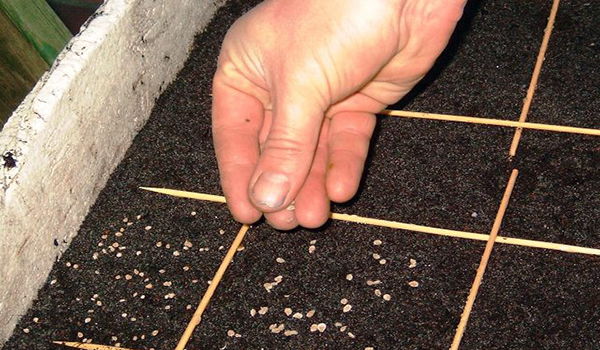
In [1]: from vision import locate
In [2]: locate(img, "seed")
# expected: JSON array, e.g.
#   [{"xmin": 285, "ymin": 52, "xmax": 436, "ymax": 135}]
[
  {"xmin": 84, "ymin": 317, "xmax": 91, "ymax": 323},
  {"xmin": 276, "ymin": 257, "xmax": 286, "ymax": 263},
  {"xmin": 227, "ymin": 330, "xmax": 235, "ymax": 337},
  {"xmin": 284, "ymin": 308, "xmax": 292, "ymax": 316},
  {"xmin": 408, "ymin": 281, "xmax": 419, "ymax": 288},
  {"xmin": 383, "ymin": 294, "xmax": 391, "ymax": 301},
  {"xmin": 163, "ymin": 281, "xmax": 172, "ymax": 287},
  {"xmin": 23, "ymin": 328, "xmax": 30, "ymax": 333},
  {"xmin": 348, "ymin": 332, "xmax": 356, "ymax": 338},
  {"xmin": 367, "ymin": 280, "xmax": 381, "ymax": 286},
  {"xmin": 340, "ymin": 298, "xmax": 348, "ymax": 305},
  {"xmin": 375, "ymin": 289, "xmax": 382, "ymax": 297},
  {"xmin": 156, "ymin": 242, "xmax": 162, "ymax": 247},
  {"xmin": 33, "ymin": 317, "xmax": 39, "ymax": 323},
  {"xmin": 310, "ymin": 240, "xmax": 317, "ymax": 245},
  {"xmin": 310, "ymin": 324, "xmax": 318, "ymax": 332},
  {"xmin": 373, "ymin": 240, "xmax": 382, "ymax": 246},
  {"xmin": 77, "ymin": 332, "xmax": 84, "ymax": 338},
  {"xmin": 366, "ymin": 347, "xmax": 374, "ymax": 350},
  {"xmin": 409, "ymin": 259, "xmax": 417, "ymax": 268},
  {"xmin": 309, "ymin": 245, "xmax": 316, "ymax": 254},
  {"xmin": 343, "ymin": 304, "xmax": 352, "ymax": 313},
  {"xmin": 334, "ymin": 322, "xmax": 342, "ymax": 327},
  {"xmin": 346, "ymin": 274, "xmax": 353, "ymax": 281},
  {"xmin": 274, "ymin": 275, "xmax": 283, "ymax": 283},
  {"xmin": 372, "ymin": 253, "xmax": 381, "ymax": 260},
  {"xmin": 184, "ymin": 240, "xmax": 193, "ymax": 248},
  {"xmin": 145, "ymin": 226, "xmax": 152, "ymax": 230},
  {"xmin": 317, "ymin": 323, "xmax": 327, "ymax": 332},
  {"xmin": 191, "ymin": 211, "xmax": 196, "ymax": 216},
  {"xmin": 379, "ymin": 259, "xmax": 387, "ymax": 265},
  {"xmin": 172, "ymin": 251, "xmax": 180, "ymax": 256},
  {"xmin": 284, "ymin": 330, "xmax": 298, "ymax": 336},
  {"xmin": 258, "ymin": 307, "xmax": 268, "ymax": 315},
  {"xmin": 306, "ymin": 310, "xmax": 315, "ymax": 318},
  {"xmin": 292, "ymin": 312, "xmax": 303, "ymax": 319},
  {"xmin": 151, "ymin": 330, "xmax": 159, "ymax": 336},
  {"xmin": 145, "ymin": 284, "xmax": 153, "ymax": 289},
  {"xmin": 340, "ymin": 325, "xmax": 347, "ymax": 332},
  {"xmin": 250, "ymin": 309, "xmax": 256, "ymax": 317}
]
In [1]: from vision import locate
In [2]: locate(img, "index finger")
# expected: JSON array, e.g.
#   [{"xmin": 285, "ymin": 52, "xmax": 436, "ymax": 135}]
[{"xmin": 212, "ymin": 75, "xmax": 264, "ymax": 223}]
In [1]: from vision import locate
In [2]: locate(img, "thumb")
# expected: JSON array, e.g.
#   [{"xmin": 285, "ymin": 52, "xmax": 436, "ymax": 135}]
[{"xmin": 249, "ymin": 92, "xmax": 325, "ymax": 212}]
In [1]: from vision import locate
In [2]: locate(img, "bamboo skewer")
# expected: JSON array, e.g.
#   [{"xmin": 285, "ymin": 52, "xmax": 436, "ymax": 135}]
[
  {"xmin": 379, "ymin": 109, "xmax": 600, "ymax": 137},
  {"xmin": 139, "ymin": 187, "xmax": 600, "ymax": 256},
  {"xmin": 174, "ymin": 224, "xmax": 250, "ymax": 350},
  {"xmin": 53, "ymin": 341, "xmax": 138, "ymax": 350},
  {"xmin": 509, "ymin": 0, "xmax": 561, "ymax": 156},
  {"xmin": 450, "ymin": 169, "xmax": 519, "ymax": 350}
]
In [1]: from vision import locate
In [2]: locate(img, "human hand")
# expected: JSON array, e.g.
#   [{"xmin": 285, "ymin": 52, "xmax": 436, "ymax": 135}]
[{"xmin": 212, "ymin": 0, "xmax": 466, "ymax": 229}]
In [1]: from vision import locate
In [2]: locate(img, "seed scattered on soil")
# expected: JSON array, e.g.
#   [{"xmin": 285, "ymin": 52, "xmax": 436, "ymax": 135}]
[
  {"xmin": 284, "ymin": 330, "xmax": 298, "ymax": 336},
  {"xmin": 306, "ymin": 310, "xmax": 315, "ymax": 318},
  {"xmin": 317, "ymin": 323, "xmax": 327, "ymax": 332},
  {"xmin": 227, "ymin": 330, "xmax": 235, "ymax": 337},
  {"xmin": 408, "ymin": 281, "xmax": 419, "ymax": 288},
  {"xmin": 375, "ymin": 289, "xmax": 382, "ymax": 297},
  {"xmin": 284, "ymin": 308, "xmax": 292, "ymax": 316},
  {"xmin": 373, "ymin": 240, "xmax": 382, "ymax": 246},
  {"xmin": 276, "ymin": 257, "xmax": 286, "ymax": 263},
  {"xmin": 258, "ymin": 306, "xmax": 269, "ymax": 315},
  {"xmin": 348, "ymin": 332, "xmax": 356, "ymax": 338},
  {"xmin": 145, "ymin": 226, "xmax": 152, "ymax": 230},
  {"xmin": 77, "ymin": 332, "xmax": 83, "ymax": 338},
  {"xmin": 151, "ymin": 330, "xmax": 159, "ymax": 336},
  {"xmin": 23, "ymin": 329, "xmax": 30, "ymax": 334},
  {"xmin": 379, "ymin": 259, "xmax": 387, "ymax": 265},
  {"xmin": 346, "ymin": 274, "xmax": 353, "ymax": 281},
  {"xmin": 383, "ymin": 294, "xmax": 391, "ymax": 301},
  {"xmin": 409, "ymin": 258, "xmax": 418, "ymax": 268},
  {"xmin": 340, "ymin": 325, "xmax": 347, "ymax": 332},
  {"xmin": 292, "ymin": 312, "xmax": 303, "ymax": 319},
  {"xmin": 367, "ymin": 280, "xmax": 381, "ymax": 286},
  {"xmin": 309, "ymin": 245, "xmax": 316, "ymax": 254},
  {"xmin": 310, "ymin": 324, "xmax": 318, "ymax": 332},
  {"xmin": 340, "ymin": 298, "xmax": 348, "ymax": 305},
  {"xmin": 372, "ymin": 253, "xmax": 381, "ymax": 260},
  {"xmin": 343, "ymin": 304, "xmax": 352, "ymax": 312}
]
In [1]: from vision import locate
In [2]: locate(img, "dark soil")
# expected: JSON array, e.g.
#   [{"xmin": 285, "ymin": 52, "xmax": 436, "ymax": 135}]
[{"xmin": 4, "ymin": 0, "xmax": 600, "ymax": 349}]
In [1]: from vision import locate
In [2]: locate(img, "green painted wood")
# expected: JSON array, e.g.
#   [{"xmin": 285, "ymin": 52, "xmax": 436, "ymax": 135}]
[
  {"xmin": 0, "ymin": 9, "xmax": 48, "ymax": 125},
  {"xmin": 0, "ymin": 0, "xmax": 71, "ymax": 65}
]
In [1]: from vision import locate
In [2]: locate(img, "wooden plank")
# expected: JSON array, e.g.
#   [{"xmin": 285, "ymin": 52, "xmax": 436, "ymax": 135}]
[
  {"xmin": 0, "ymin": 0, "xmax": 71, "ymax": 65},
  {"xmin": 0, "ymin": 9, "xmax": 48, "ymax": 125}
]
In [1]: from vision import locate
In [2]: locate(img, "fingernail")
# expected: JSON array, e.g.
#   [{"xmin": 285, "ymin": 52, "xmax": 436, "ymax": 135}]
[{"xmin": 251, "ymin": 172, "xmax": 290, "ymax": 209}]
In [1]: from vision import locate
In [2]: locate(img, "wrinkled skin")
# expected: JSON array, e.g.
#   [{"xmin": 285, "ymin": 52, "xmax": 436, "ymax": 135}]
[{"xmin": 212, "ymin": 0, "xmax": 467, "ymax": 229}]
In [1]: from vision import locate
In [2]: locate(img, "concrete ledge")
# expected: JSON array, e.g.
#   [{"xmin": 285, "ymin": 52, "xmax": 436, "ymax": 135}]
[{"xmin": 0, "ymin": 0, "xmax": 222, "ymax": 343}]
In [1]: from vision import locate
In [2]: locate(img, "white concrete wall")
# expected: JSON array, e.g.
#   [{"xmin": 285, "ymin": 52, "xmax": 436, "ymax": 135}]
[{"xmin": 0, "ymin": 0, "xmax": 223, "ymax": 343}]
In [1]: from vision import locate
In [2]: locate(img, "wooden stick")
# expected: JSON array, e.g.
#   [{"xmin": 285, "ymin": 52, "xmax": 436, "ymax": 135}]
[
  {"xmin": 379, "ymin": 109, "xmax": 600, "ymax": 137},
  {"xmin": 53, "ymin": 341, "xmax": 138, "ymax": 350},
  {"xmin": 509, "ymin": 0, "xmax": 561, "ymax": 156},
  {"xmin": 139, "ymin": 187, "xmax": 600, "ymax": 256},
  {"xmin": 450, "ymin": 169, "xmax": 519, "ymax": 350},
  {"xmin": 174, "ymin": 224, "xmax": 250, "ymax": 350}
]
